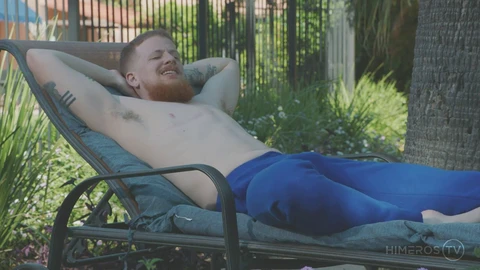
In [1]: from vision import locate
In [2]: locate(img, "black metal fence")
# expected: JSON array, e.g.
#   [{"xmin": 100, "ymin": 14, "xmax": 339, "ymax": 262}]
[{"xmin": 2, "ymin": 0, "xmax": 354, "ymax": 91}]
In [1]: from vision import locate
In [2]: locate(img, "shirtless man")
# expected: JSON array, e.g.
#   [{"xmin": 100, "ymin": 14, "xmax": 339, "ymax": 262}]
[{"xmin": 27, "ymin": 29, "xmax": 480, "ymax": 236}]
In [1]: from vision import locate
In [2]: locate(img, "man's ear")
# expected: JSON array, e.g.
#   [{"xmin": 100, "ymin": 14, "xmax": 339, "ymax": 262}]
[{"xmin": 125, "ymin": 72, "xmax": 140, "ymax": 89}]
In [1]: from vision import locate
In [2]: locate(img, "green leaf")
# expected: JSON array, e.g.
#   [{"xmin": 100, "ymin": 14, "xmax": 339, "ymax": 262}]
[{"xmin": 474, "ymin": 246, "xmax": 480, "ymax": 258}]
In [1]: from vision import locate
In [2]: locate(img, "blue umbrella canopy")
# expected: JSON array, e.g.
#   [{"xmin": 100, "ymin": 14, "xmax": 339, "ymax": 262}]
[{"xmin": 0, "ymin": 0, "xmax": 41, "ymax": 23}]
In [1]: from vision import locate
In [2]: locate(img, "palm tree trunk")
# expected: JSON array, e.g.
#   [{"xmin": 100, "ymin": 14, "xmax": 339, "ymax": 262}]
[{"xmin": 403, "ymin": 0, "xmax": 480, "ymax": 170}]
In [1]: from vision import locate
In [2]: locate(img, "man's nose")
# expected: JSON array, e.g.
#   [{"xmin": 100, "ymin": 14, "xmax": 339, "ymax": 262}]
[{"xmin": 163, "ymin": 52, "xmax": 175, "ymax": 64}]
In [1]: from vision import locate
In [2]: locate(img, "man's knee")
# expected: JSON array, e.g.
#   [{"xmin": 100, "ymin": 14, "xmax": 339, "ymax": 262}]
[{"xmin": 245, "ymin": 160, "xmax": 314, "ymax": 228}]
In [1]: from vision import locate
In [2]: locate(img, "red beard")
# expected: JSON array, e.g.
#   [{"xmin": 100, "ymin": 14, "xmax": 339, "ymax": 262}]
[{"xmin": 146, "ymin": 77, "xmax": 195, "ymax": 103}]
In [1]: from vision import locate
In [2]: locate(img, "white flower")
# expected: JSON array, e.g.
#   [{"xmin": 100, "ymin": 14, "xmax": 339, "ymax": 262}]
[
  {"xmin": 294, "ymin": 99, "xmax": 300, "ymax": 104},
  {"xmin": 73, "ymin": 220, "xmax": 83, "ymax": 226},
  {"xmin": 278, "ymin": 112, "xmax": 287, "ymax": 119},
  {"xmin": 278, "ymin": 106, "xmax": 283, "ymax": 111}
]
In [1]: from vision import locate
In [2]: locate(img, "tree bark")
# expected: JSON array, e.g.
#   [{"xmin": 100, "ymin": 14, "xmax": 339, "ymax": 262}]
[{"xmin": 403, "ymin": 0, "xmax": 480, "ymax": 170}]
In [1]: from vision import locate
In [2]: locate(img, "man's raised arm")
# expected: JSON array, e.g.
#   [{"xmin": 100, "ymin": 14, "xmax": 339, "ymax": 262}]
[
  {"xmin": 184, "ymin": 58, "xmax": 240, "ymax": 115},
  {"xmin": 26, "ymin": 49, "xmax": 128, "ymax": 133}
]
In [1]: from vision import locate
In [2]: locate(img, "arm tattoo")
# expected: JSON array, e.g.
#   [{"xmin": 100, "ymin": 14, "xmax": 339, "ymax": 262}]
[
  {"xmin": 60, "ymin": 90, "xmax": 77, "ymax": 108},
  {"xmin": 43, "ymin": 82, "xmax": 61, "ymax": 99},
  {"xmin": 184, "ymin": 64, "xmax": 218, "ymax": 86},
  {"xmin": 205, "ymin": 65, "xmax": 217, "ymax": 82},
  {"xmin": 184, "ymin": 68, "xmax": 203, "ymax": 86},
  {"xmin": 43, "ymin": 82, "xmax": 77, "ymax": 108}
]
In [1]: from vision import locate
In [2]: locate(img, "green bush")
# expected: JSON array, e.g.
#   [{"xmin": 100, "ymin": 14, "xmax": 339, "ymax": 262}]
[
  {"xmin": 233, "ymin": 73, "xmax": 407, "ymax": 158},
  {"xmin": 0, "ymin": 63, "xmax": 54, "ymax": 258}
]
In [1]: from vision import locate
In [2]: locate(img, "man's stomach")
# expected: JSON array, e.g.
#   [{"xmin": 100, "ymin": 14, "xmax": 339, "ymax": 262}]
[{"xmin": 137, "ymin": 124, "xmax": 279, "ymax": 209}]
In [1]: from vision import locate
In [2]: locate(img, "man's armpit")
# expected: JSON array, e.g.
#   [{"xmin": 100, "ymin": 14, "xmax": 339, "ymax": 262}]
[{"xmin": 110, "ymin": 95, "xmax": 143, "ymax": 123}]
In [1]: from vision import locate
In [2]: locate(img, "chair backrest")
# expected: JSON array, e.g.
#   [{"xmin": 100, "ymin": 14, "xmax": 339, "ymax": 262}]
[
  {"xmin": 0, "ymin": 39, "xmax": 142, "ymax": 217},
  {"xmin": 6, "ymin": 39, "xmax": 126, "ymax": 69}
]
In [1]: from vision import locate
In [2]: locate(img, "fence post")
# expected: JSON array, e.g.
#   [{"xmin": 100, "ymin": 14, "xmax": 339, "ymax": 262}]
[
  {"xmin": 325, "ymin": 0, "xmax": 355, "ymax": 93},
  {"xmin": 67, "ymin": 0, "xmax": 80, "ymax": 41},
  {"xmin": 198, "ymin": 0, "xmax": 208, "ymax": 59},
  {"xmin": 246, "ymin": 0, "xmax": 255, "ymax": 93},
  {"xmin": 227, "ymin": 1, "xmax": 236, "ymax": 60},
  {"xmin": 287, "ymin": 0, "xmax": 297, "ymax": 90}
]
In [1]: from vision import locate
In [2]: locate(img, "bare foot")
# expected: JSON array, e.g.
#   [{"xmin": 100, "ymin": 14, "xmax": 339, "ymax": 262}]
[{"xmin": 422, "ymin": 206, "xmax": 480, "ymax": 224}]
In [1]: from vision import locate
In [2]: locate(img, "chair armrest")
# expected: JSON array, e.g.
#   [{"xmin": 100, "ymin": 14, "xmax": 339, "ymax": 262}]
[
  {"xmin": 331, "ymin": 153, "xmax": 400, "ymax": 163},
  {"xmin": 48, "ymin": 164, "xmax": 241, "ymax": 270}
]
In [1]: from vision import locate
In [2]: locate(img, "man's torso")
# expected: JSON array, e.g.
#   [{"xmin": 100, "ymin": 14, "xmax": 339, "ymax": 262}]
[{"xmin": 103, "ymin": 97, "xmax": 278, "ymax": 209}]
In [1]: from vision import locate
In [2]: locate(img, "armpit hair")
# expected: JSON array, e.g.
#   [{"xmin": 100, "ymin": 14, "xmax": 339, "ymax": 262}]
[
  {"xmin": 111, "ymin": 95, "xmax": 142, "ymax": 123},
  {"xmin": 120, "ymin": 110, "xmax": 142, "ymax": 122},
  {"xmin": 110, "ymin": 107, "xmax": 142, "ymax": 123}
]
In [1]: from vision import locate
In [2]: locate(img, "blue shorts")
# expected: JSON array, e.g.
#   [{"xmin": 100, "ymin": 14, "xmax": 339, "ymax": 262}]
[{"xmin": 216, "ymin": 151, "xmax": 480, "ymax": 235}]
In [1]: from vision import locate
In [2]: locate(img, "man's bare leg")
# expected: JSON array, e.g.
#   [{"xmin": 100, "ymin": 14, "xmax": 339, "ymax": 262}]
[{"xmin": 422, "ymin": 206, "xmax": 480, "ymax": 224}]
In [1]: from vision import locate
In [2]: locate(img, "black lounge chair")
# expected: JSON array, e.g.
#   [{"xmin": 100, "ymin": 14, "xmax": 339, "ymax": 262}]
[{"xmin": 3, "ymin": 39, "xmax": 479, "ymax": 270}]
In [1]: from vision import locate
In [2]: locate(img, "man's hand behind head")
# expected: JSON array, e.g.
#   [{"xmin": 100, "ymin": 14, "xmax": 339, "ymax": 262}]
[{"xmin": 110, "ymin": 69, "xmax": 140, "ymax": 98}]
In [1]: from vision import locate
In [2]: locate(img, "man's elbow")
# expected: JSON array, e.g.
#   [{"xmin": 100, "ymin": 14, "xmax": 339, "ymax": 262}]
[
  {"xmin": 27, "ymin": 49, "xmax": 53, "ymax": 73},
  {"xmin": 226, "ymin": 58, "xmax": 239, "ymax": 70},
  {"xmin": 26, "ymin": 49, "xmax": 41, "ymax": 70}
]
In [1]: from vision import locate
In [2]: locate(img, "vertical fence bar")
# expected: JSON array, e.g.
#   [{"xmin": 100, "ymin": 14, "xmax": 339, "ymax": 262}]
[
  {"xmin": 68, "ymin": 0, "xmax": 80, "ymax": 41},
  {"xmin": 162, "ymin": 0, "xmax": 166, "ymax": 28},
  {"xmin": 14, "ymin": 0, "xmax": 20, "ymax": 39},
  {"xmin": 44, "ymin": 0, "xmax": 47, "ymax": 38},
  {"xmin": 97, "ymin": 0, "xmax": 101, "ymax": 41},
  {"xmin": 106, "ymin": 0, "xmax": 110, "ymax": 42},
  {"xmin": 112, "ymin": 0, "xmax": 116, "ymax": 41},
  {"xmin": 198, "ymin": 0, "xmax": 207, "ymax": 59},
  {"xmin": 53, "ymin": 0, "xmax": 58, "ymax": 39},
  {"xmin": 89, "ymin": 0, "xmax": 94, "ymax": 41},
  {"xmin": 207, "ymin": 0, "xmax": 211, "ymax": 57},
  {"xmin": 80, "ymin": 0, "xmax": 85, "ymax": 41},
  {"xmin": 139, "ymin": 0, "xmax": 143, "ymax": 33},
  {"xmin": 62, "ymin": 0, "xmax": 67, "ymax": 41},
  {"xmin": 236, "ymin": 0, "xmax": 242, "ymax": 79},
  {"xmin": 151, "ymin": 0, "xmax": 155, "ymax": 30},
  {"xmin": 319, "ymin": 0, "xmax": 323, "ymax": 79},
  {"xmin": 325, "ymin": 0, "xmax": 330, "ymax": 85},
  {"xmin": 35, "ymin": 0, "xmax": 39, "ymax": 39},
  {"xmin": 181, "ymin": 0, "xmax": 186, "ymax": 61},
  {"xmin": 4, "ymin": 0, "xmax": 8, "ymax": 39},
  {"xmin": 287, "ymin": 0, "xmax": 296, "ymax": 89},
  {"xmin": 268, "ymin": 1, "xmax": 274, "ymax": 87},
  {"xmin": 145, "ymin": 0, "xmax": 149, "ymax": 29},
  {"xmin": 228, "ymin": 1, "xmax": 235, "ymax": 60},
  {"xmin": 246, "ymin": 0, "xmax": 255, "ymax": 92},
  {"xmin": 344, "ymin": 0, "xmax": 355, "ymax": 93},
  {"xmin": 193, "ymin": 0, "xmax": 198, "ymax": 61},
  {"xmin": 120, "ymin": 0, "xmax": 124, "ymax": 42},
  {"xmin": 25, "ymin": 0, "xmax": 30, "ymax": 39},
  {"xmin": 133, "ymin": 0, "xmax": 137, "ymax": 36}
]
